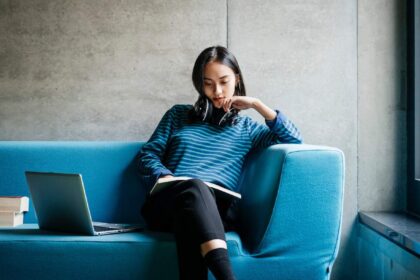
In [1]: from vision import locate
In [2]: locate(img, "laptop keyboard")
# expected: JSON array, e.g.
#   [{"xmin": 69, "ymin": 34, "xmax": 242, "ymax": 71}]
[
  {"xmin": 93, "ymin": 226, "xmax": 114, "ymax": 232},
  {"xmin": 92, "ymin": 222, "xmax": 143, "ymax": 232}
]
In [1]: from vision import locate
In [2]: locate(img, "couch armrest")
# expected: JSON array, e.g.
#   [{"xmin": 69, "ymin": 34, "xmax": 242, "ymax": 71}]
[{"xmin": 237, "ymin": 144, "xmax": 344, "ymax": 263}]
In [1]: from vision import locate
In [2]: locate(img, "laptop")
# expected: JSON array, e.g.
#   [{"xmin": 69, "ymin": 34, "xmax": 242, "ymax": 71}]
[{"xmin": 25, "ymin": 171, "xmax": 143, "ymax": 236}]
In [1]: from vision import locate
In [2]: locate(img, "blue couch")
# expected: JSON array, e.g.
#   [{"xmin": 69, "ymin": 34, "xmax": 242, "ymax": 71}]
[{"xmin": 0, "ymin": 141, "xmax": 344, "ymax": 280}]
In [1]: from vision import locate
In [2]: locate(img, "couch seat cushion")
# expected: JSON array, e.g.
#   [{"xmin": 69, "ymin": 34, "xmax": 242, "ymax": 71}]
[{"xmin": 0, "ymin": 224, "xmax": 243, "ymax": 280}]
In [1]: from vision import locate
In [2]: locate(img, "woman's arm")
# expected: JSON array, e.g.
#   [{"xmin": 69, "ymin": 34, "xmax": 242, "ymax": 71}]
[
  {"xmin": 223, "ymin": 96, "xmax": 276, "ymax": 120},
  {"xmin": 253, "ymin": 99, "xmax": 277, "ymax": 121},
  {"xmin": 222, "ymin": 96, "xmax": 303, "ymax": 147},
  {"xmin": 137, "ymin": 107, "xmax": 176, "ymax": 187}
]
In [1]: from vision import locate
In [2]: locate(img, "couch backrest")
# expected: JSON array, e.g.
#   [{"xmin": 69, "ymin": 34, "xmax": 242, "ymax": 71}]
[
  {"xmin": 236, "ymin": 144, "xmax": 289, "ymax": 250},
  {"xmin": 0, "ymin": 141, "xmax": 145, "ymax": 224}
]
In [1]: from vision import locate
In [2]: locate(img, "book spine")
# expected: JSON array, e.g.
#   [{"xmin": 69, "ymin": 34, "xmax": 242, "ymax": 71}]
[{"xmin": 13, "ymin": 213, "xmax": 24, "ymax": 226}]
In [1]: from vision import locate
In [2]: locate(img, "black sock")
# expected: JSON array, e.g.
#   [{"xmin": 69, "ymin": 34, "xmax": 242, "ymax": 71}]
[{"xmin": 204, "ymin": 248, "xmax": 236, "ymax": 280}]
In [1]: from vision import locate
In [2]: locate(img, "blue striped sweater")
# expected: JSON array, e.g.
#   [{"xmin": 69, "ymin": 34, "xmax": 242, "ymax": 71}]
[{"xmin": 137, "ymin": 104, "xmax": 303, "ymax": 192}]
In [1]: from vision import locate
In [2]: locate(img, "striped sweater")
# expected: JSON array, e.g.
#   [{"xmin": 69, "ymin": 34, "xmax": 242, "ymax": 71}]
[{"xmin": 137, "ymin": 104, "xmax": 303, "ymax": 192}]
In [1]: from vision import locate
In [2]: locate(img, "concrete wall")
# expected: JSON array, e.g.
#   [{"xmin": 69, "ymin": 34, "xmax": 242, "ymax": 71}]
[
  {"xmin": 358, "ymin": 0, "xmax": 407, "ymax": 212},
  {"xmin": 0, "ymin": 0, "xmax": 226, "ymax": 140},
  {"xmin": 0, "ymin": 0, "xmax": 408, "ymax": 279}
]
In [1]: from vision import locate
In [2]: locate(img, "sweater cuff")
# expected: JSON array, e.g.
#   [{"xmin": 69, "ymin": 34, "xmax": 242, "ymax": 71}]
[{"xmin": 265, "ymin": 110, "xmax": 288, "ymax": 129}]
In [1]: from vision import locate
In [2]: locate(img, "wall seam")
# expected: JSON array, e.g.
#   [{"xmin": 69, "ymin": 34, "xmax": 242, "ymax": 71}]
[
  {"xmin": 226, "ymin": 0, "xmax": 229, "ymax": 48},
  {"xmin": 356, "ymin": 0, "xmax": 360, "ymax": 279},
  {"xmin": 356, "ymin": 0, "xmax": 360, "ymax": 214}
]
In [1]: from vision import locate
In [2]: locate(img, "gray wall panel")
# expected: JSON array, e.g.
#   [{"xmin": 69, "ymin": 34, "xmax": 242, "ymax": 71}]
[
  {"xmin": 228, "ymin": 1, "xmax": 358, "ymax": 279},
  {"xmin": 358, "ymin": 0, "xmax": 407, "ymax": 212},
  {"xmin": 0, "ymin": 0, "xmax": 226, "ymax": 140}
]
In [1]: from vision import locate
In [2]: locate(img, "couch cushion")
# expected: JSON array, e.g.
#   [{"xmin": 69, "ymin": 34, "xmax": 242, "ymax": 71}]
[{"xmin": 0, "ymin": 224, "xmax": 243, "ymax": 280}]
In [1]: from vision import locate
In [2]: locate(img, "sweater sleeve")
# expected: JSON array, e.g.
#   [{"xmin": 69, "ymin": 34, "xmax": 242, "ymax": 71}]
[
  {"xmin": 137, "ymin": 106, "xmax": 175, "ymax": 189},
  {"xmin": 247, "ymin": 110, "xmax": 303, "ymax": 149}
]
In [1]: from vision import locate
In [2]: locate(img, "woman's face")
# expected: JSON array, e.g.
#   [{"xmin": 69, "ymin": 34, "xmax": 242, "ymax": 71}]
[{"xmin": 203, "ymin": 61, "xmax": 238, "ymax": 109}]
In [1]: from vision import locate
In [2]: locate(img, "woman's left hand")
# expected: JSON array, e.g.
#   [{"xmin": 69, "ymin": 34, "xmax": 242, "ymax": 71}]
[{"xmin": 222, "ymin": 96, "xmax": 259, "ymax": 112}]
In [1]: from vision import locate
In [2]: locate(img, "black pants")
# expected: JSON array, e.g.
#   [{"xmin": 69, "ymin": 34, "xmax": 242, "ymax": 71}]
[{"xmin": 141, "ymin": 179, "xmax": 238, "ymax": 280}]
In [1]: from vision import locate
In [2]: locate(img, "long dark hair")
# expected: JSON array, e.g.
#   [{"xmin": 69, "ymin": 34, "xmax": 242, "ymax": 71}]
[{"xmin": 189, "ymin": 46, "xmax": 246, "ymax": 125}]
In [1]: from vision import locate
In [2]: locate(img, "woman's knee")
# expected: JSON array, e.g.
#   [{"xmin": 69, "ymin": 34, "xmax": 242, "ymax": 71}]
[
  {"xmin": 193, "ymin": 180, "xmax": 216, "ymax": 199},
  {"xmin": 183, "ymin": 178, "xmax": 207, "ymax": 188},
  {"xmin": 174, "ymin": 179, "xmax": 216, "ymax": 207},
  {"xmin": 179, "ymin": 179, "xmax": 214, "ymax": 196}
]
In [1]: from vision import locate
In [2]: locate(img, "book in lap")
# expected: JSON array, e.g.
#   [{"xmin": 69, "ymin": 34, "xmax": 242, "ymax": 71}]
[{"xmin": 150, "ymin": 176, "xmax": 241, "ymax": 199}]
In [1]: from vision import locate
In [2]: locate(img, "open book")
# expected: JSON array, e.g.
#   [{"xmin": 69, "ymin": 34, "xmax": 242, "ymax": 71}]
[{"xmin": 150, "ymin": 176, "xmax": 241, "ymax": 199}]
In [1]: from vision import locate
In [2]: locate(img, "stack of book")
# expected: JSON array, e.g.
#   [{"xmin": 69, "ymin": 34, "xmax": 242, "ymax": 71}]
[{"xmin": 0, "ymin": 196, "xmax": 29, "ymax": 227}]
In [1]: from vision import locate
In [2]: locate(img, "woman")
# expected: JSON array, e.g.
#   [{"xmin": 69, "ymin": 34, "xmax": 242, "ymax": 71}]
[{"xmin": 138, "ymin": 46, "xmax": 303, "ymax": 280}]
